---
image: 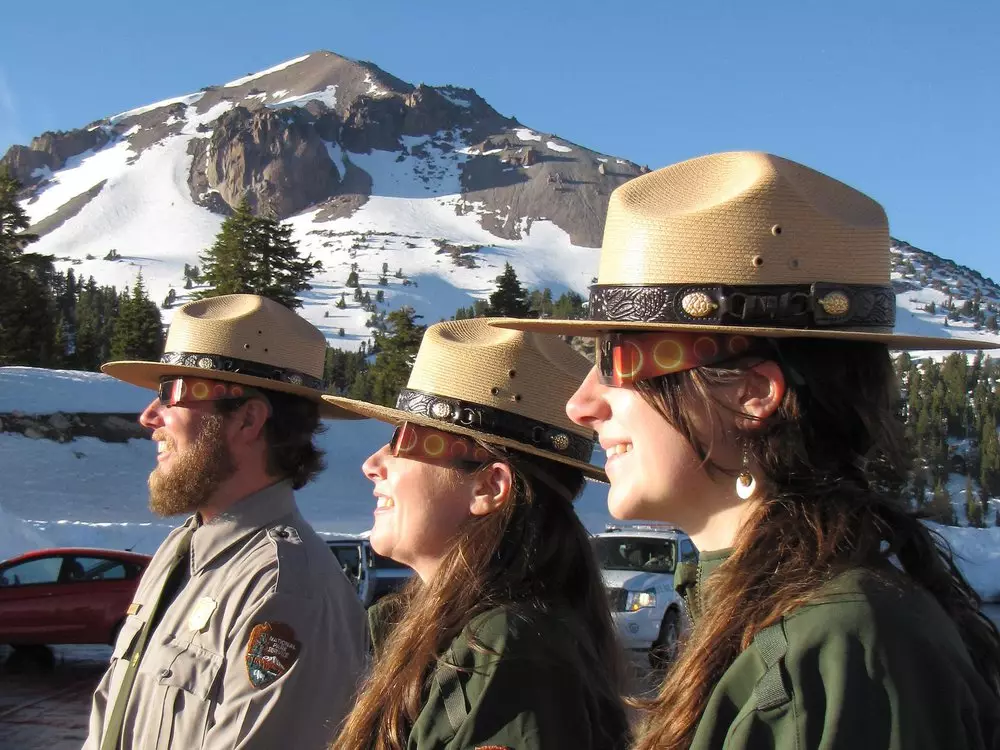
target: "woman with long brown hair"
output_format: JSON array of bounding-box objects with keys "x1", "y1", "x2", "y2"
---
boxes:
[
  {"x1": 324, "y1": 318, "x2": 629, "y2": 750},
  {"x1": 494, "y1": 151, "x2": 1000, "y2": 748}
]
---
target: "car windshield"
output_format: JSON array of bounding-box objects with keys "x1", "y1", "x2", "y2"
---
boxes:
[{"x1": 592, "y1": 536, "x2": 678, "y2": 574}]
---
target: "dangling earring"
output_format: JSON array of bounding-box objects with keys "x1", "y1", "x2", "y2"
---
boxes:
[{"x1": 736, "y1": 441, "x2": 757, "y2": 501}]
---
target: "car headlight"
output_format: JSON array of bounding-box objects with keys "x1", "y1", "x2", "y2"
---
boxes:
[{"x1": 625, "y1": 589, "x2": 656, "y2": 612}]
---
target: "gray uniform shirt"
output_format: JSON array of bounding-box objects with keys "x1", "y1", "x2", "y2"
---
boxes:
[{"x1": 83, "y1": 480, "x2": 367, "y2": 750}]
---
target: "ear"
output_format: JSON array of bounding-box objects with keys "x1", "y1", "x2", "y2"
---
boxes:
[
  {"x1": 469, "y1": 462, "x2": 514, "y2": 517},
  {"x1": 737, "y1": 360, "x2": 785, "y2": 430},
  {"x1": 231, "y1": 398, "x2": 271, "y2": 444}
]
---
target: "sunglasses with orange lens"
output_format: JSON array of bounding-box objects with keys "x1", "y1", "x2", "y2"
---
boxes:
[
  {"x1": 389, "y1": 422, "x2": 493, "y2": 465},
  {"x1": 157, "y1": 377, "x2": 264, "y2": 407},
  {"x1": 596, "y1": 331, "x2": 752, "y2": 386}
]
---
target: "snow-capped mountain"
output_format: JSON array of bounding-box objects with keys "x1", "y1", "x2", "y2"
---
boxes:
[
  {"x1": 2, "y1": 50, "x2": 998, "y2": 354},
  {"x1": 2, "y1": 51, "x2": 647, "y2": 350}
]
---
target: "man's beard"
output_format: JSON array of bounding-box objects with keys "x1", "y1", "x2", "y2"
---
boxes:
[{"x1": 148, "y1": 412, "x2": 237, "y2": 517}]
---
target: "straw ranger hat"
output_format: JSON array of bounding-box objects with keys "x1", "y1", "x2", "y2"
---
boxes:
[
  {"x1": 324, "y1": 318, "x2": 606, "y2": 480},
  {"x1": 491, "y1": 151, "x2": 997, "y2": 351},
  {"x1": 102, "y1": 294, "x2": 359, "y2": 419}
]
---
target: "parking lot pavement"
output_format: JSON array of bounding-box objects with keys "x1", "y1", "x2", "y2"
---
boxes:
[{"x1": 0, "y1": 645, "x2": 110, "y2": 750}]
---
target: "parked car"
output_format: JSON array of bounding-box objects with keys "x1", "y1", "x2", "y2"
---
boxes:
[
  {"x1": 592, "y1": 523, "x2": 698, "y2": 668},
  {"x1": 0, "y1": 547, "x2": 151, "y2": 647},
  {"x1": 326, "y1": 538, "x2": 414, "y2": 608}
]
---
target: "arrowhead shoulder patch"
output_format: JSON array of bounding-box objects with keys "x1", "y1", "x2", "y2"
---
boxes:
[{"x1": 245, "y1": 622, "x2": 301, "y2": 689}]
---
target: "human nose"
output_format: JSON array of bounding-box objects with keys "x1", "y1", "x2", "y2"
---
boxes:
[
  {"x1": 362, "y1": 445, "x2": 391, "y2": 483},
  {"x1": 566, "y1": 366, "x2": 611, "y2": 430},
  {"x1": 138, "y1": 397, "x2": 164, "y2": 430}
]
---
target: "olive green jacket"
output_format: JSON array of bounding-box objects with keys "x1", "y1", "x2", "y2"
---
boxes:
[
  {"x1": 674, "y1": 550, "x2": 1000, "y2": 749},
  {"x1": 368, "y1": 602, "x2": 629, "y2": 750}
]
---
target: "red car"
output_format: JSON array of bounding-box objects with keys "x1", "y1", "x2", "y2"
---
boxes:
[{"x1": 0, "y1": 547, "x2": 151, "y2": 646}]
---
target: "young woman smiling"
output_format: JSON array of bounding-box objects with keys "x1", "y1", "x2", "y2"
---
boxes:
[
  {"x1": 492, "y1": 152, "x2": 1000, "y2": 749},
  {"x1": 324, "y1": 319, "x2": 629, "y2": 750}
]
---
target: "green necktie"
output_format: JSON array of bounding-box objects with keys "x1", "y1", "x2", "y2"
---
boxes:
[{"x1": 100, "y1": 526, "x2": 193, "y2": 750}]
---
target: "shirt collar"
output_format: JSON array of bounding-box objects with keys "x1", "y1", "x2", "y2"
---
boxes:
[{"x1": 189, "y1": 480, "x2": 297, "y2": 575}]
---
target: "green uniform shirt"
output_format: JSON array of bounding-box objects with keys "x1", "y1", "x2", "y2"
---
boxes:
[
  {"x1": 675, "y1": 551, "x2": 1000, "y2": 749},
  {"x1": 369, "y1": 602, "x2": 629, "y2": 750}
]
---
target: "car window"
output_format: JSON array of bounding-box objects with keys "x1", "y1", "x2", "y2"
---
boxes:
[
  {"x1": 591, "y1": 537, "x2": 678, "y2": 573},
  {"x1": 62, "y1": 556, "x2": 129, "y2": 582},
  {"x1": 0, "y1": 557, "x2": 63, "y2": 586},
  {"x1": 680, "y1": 540, "x2": 698, "y2": 564}
]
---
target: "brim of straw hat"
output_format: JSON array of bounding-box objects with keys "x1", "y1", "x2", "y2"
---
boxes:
[
  {"x1": 323, "y1": 395, "x2": 608, "y2": 483},
  {"x1": 487, "y1": 318, "x2": 1000, "y2": 351},
  {"x1": 102, "y1": 360, "x2": 364, "y2": 420}
]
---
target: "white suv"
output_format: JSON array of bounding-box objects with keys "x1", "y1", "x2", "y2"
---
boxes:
[{"x1": 592, "y1": 523, "x2": 698, "y2": 668}]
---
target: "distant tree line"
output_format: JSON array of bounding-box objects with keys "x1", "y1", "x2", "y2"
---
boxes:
[
  {"x1": 0, "y1": 167, "x2": 163, "y2": 368},
  {"x1": 897, "y1": 351, "x2": 1000, "y2": 526}
]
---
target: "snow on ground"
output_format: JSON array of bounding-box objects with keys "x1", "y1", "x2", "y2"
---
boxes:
[
  {"x1": 223, "y1": 54, "x2": 311, "y2": 88},
  {"x1": 271, "y1": 86, "x2": 338, "y2": 110},
  {"x1": 109, "y1": 92, "x2": 205, "y2": 124},
  {"x1": 0, "y1": 368, "x2": 151, "y2": 414},
  {"x1": 546, "y1": 140, "x2": 572, "y2": 153},
  {"x1": 514, "y1": 128, "x2": 542, "y2": 142}
]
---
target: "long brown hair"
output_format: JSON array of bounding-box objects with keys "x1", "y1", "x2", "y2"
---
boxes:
[
  {"x1": 333, "y1": 444, "x2": 628, "y2": 750},
  {"x1": 633, "y1": 337, "x2": 1000, "y2": 750}
]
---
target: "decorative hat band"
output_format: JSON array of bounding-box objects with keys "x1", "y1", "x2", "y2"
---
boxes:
[
  {"x1": 395, "y1": 387, "x2": 594, "y2": 463},
  {"x1": 588, "y1": 282, "x2": 895, "y2": 329},
  {"x1": 161, "y1": 352, "x2": 325, "y2": 390}
]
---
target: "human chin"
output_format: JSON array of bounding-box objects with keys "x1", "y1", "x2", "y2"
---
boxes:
[{"x1": 368, "y1": 512, "x2": 399, "y2": 561}]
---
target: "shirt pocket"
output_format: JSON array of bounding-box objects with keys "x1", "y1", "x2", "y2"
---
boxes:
[{"x1": 154, "y1": 637, "x2": 224, "y2": 750}]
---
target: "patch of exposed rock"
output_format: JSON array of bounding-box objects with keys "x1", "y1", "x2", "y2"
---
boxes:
[
  {"x1": 198, "y1": 106, "x2": 340, "y2": 218},
  {"x1": 459, "y1": 139, "x2": 644, "y2": 248},
  {"x1": 0, "y1": 412, "x2": 149, "y2": 444},
  {"x1": 1, "y1": 127, "x2": 111, "y2": 191}
]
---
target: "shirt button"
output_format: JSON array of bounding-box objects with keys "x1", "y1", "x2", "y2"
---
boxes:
[{"x1": 159, "y1": 668, "x2": 172, "y2": 679}]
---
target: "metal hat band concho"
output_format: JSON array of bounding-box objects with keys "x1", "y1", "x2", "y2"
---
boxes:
[
  {"x1": 160, "y1": 352, "x2": 325, "y2": 390},
  {"x1": 589, "y1": 282, "x2": 896, "y2": 329},
  {"x1": 395, "y1": 388, "x2": 593, "y2": 463}
]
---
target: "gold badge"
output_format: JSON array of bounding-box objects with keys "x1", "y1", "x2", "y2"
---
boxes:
[
  {"x1": 680, "y1": 291, "x2": 718, "y2": 318},
  {"x1": 817, "y1": 291, "x2": 850, "y2": 316},
  {"x1": 188, "y1": 597, "x2": 218, "y2": 632},
  {"x1": 126, "y1": 602, "x2": 142, "y2": 616}
]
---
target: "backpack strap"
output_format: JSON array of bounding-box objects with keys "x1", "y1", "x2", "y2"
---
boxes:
[
  {"x1": 435, "y1": 660, "x2": 468, "y2": 734},
  {"x1": 752, "y1": 621, "x2": 791, "y2": 711}
]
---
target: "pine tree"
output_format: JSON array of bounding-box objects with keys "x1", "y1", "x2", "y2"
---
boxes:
[
  {"x1": 368, "y1": 307, "x2": 426, "y2": 406},
  {"x1": 197, "y1": 200, "x2": 320, "y2": 309},
  {"x1": 0, "y1": 167, "x2": 59, "y2": 366},
  {"x1": 488, "y1": 263, "x2": 532, "y2": 317},
  {"x1": 110, "y1": 272, "x2": 163, "y2": 361}
]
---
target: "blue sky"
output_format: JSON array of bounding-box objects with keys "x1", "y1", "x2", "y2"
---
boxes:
[{"x1": 1, "y1": 0, "x2": 997, "y2": 279}]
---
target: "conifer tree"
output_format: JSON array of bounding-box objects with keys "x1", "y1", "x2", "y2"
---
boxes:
[
  {"x1": 488, "y1": 263, "x2": 531, "y2": 317},
  {"x1": 197, "y1": 200, "x2": 320, "y2": 309},
  {"x1": 368, "y1": 307, "x2": 426, "y2": 406},
  {"x1": 0, "y1": 166, "x2": 58, "y2": 365},
  {"x1": 110, "y1": 272, "x2": 163, "y2": 361}
]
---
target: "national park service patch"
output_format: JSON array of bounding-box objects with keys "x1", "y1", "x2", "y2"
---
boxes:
[{"x1": 245, "y1": 622, "x2": 301, "y2": 689}]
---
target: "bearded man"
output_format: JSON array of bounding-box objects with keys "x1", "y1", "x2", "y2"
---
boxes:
[{"x1": 83, "y1": 294, "x2": 366, "y2": 750}]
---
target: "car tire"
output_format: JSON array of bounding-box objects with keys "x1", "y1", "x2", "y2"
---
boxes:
[{"x1": 649, "y1": 607, "x2": 680, "y2": 670}]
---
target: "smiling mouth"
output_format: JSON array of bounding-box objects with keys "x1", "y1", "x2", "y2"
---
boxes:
[
  {"x1": 605, "y1": 444, "x2": 633, "y2": 459},
  {"x1": 374, "y1": 496, "x2": 395, "y2": 512}
]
